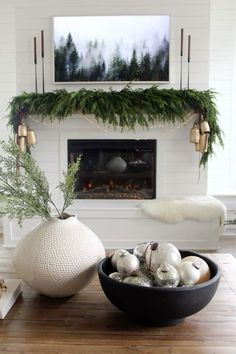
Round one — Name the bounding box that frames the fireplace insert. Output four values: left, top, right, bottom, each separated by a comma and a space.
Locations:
68, 139, 156, 199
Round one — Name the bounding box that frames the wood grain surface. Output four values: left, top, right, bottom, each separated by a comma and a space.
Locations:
0, 252, 235, 354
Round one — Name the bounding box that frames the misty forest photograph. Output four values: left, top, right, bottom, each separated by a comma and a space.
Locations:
54, 16, 169, 82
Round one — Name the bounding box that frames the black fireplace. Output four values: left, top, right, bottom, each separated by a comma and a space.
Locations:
68, 139, 156, 199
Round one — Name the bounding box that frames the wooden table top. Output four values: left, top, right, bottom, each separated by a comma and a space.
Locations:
0, 253, 236, 354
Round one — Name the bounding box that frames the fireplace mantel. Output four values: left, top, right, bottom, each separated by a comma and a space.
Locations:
3, 113, 216, 249
9, 87, 223, 167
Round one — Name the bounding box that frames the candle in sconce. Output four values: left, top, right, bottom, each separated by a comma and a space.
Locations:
188, 35, 191, 63
180, 28, 184, 56
41, 30, 44, 58
33, 37, 37, 64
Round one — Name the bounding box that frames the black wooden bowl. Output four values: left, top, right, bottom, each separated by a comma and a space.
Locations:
97, 250, 221, 326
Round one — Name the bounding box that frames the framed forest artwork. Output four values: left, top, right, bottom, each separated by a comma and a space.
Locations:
53, 16, 170, 83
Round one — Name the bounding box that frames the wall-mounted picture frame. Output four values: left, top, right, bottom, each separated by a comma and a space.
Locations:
53, 15, 169, 83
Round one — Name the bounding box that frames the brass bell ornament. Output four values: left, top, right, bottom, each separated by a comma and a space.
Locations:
200, 120, 210, 134
18, 136, 26, 152
190, 111, 211, 154
17, 122, 28, 137
190, 125, 200, 143
26, 129, 37, 146
17, 121, 37, 151
195, 133, 208, 152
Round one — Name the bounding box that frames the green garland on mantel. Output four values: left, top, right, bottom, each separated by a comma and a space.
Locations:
8, 86, 223, 167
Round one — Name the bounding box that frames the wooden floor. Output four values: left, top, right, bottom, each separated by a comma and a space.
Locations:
0, 237, 236, 354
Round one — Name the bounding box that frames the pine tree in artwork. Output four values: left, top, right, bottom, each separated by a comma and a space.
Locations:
54, 33, 79, 81
151, 52, 161, 81
66, 33, 79, 80
151, 38, 169, 81
140, 53, 152, 81
54, 36, 67, 81
107, 56, 129, 81
129, 49, 140, 80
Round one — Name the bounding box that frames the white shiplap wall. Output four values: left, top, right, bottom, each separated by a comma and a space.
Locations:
207, 0, 236, 233
1, 0, 214, 247
0, 0, 16, 233
208, 0, 236, 194
15, 0, 210, 93
13, 0, 210, 200
0, 0, 16, 143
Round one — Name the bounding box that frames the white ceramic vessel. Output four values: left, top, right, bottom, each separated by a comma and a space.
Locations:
13, 215, 105, 297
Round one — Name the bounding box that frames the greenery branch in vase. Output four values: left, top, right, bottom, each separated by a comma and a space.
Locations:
0, 139, 105, 298
0, 139, 80, 223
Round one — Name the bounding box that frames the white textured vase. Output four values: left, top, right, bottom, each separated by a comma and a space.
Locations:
13, 216, 105, 297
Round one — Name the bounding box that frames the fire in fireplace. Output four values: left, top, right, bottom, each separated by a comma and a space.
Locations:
68, 139, 156, 199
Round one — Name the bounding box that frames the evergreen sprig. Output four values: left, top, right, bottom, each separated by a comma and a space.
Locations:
8, 86, 223, 167
58, 156, 81, 217
0, 140, 80, 225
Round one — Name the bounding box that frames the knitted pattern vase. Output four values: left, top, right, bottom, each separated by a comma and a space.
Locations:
13, 216, 105, 297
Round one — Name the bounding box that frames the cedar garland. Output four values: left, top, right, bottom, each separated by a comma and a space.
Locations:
8, 86, 223, 167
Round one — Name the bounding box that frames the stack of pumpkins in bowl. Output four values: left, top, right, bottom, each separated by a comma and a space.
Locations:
109, 241, 210, 288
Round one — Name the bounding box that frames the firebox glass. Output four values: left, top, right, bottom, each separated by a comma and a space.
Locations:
68, 139, 156, 199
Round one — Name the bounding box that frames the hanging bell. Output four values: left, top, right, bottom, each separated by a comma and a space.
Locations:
18, 122, 28, 137
190, 126, 200, 143
200, 120, 210, 134
195, 142, 200, 152
195, 134, 208, 152
26, 129, 37, 146
199, 133, 208, 152
19, 137, 26, 152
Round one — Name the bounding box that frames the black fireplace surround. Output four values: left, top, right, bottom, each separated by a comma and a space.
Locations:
68, 139, 156, 199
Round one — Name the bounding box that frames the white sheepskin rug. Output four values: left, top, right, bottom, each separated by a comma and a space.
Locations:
141, 196, 226, 226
